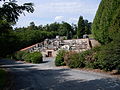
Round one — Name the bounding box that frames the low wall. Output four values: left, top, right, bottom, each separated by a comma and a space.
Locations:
90, 39, 100, 48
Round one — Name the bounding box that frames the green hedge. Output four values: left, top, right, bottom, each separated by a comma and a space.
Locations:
55, 50, 66, 66
24, 52, 43, 64
64, 51, 85, 68
64, 42, 120, 72
94, 42, 120, 71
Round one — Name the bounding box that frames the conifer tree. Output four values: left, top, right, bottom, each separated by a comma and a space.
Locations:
92, 0, 120, 44
77, 16, 85, 38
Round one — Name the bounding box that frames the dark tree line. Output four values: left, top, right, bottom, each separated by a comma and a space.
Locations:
15, 17, 92, 40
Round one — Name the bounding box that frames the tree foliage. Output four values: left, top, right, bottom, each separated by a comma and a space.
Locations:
77, 16, 92, 38
77, 16, 85, 38
92, 0, 120, 44
24, 52, 43, 64
58, 22, 73, 39
0, 20, 20, 57
0, 1, 34, 23
14, 29, 57, 49
0, 0, 34, 57
55, 50, 66, 66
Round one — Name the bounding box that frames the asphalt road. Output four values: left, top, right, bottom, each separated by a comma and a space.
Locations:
0, 58, 120, 90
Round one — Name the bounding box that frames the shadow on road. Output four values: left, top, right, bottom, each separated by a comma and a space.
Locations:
0, 59, 22, 65
1, 59, 120, 90
9, 68, 120, 90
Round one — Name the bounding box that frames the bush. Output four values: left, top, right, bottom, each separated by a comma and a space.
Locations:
64, 51, 85, 68
61, 45, 119, 71
24, 52, 43, 64
84, 47, 101, 69
24, 53, 32, 63
94, 42, 120, 71
55, 50, 66, 66
14, 51, 28, 61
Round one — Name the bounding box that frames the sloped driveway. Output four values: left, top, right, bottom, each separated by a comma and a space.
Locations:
0, 58, 120, 90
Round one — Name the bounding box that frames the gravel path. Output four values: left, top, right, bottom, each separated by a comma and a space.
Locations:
0, 58, 120, 90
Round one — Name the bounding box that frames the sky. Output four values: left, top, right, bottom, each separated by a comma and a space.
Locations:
7, 0, 101, 27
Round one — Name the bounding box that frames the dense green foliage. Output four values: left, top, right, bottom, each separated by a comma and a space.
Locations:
14, 30, 57, 49
77, 16, 92, 38
24, 52, 43, 64
58, 22, 73, 39
84, 42, 120, 72
92, 0, 120, 44
89, 0, 120, 72
64, 51, 85, 68
55, 50, 66, 66
0, 20, 20, 57
94, 42, 120, 71
0, 69, 7, 89
0, 1, 34, 23
63, 43, 120, 72
13, 51, 43, 64
77, 16, 85, 38
0, 1, 34, 57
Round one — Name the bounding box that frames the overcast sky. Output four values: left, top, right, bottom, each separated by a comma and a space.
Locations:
12, 0, 101, 27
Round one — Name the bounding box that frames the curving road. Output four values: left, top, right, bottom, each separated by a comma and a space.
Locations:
0, 58, 120, 90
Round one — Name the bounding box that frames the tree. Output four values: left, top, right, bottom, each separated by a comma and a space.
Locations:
92, 0, 120, 44
0, 0, 34, 57
58, 22, 73, 39
0, 1, 34, 23
109, 7, 120, 42
37, 25, 43, 31
28, 22, 37, 30
84, 20, 92, 34
49, 22, 60, 32
0, 20, 20, 57
77, 16, 85, 38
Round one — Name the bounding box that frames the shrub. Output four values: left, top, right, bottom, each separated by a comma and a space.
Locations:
83, 50, 95, 68
55, 50, 66, 66
94, 42, 120, 71
77, 43, 120, 72
14, 51, 28, 61
24, 52, 43, 64
24, 53, 32, 63
84, 47, 101, 69
64, 51, 85, 68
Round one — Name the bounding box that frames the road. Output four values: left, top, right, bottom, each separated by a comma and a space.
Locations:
0, 58, 120, 90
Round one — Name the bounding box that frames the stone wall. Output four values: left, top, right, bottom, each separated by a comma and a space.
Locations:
20, 38, 100, 58
90, 39, 100, 48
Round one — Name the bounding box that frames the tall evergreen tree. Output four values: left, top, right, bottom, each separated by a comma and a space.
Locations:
92, 0, 120, 44
77, 16, 85, 38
